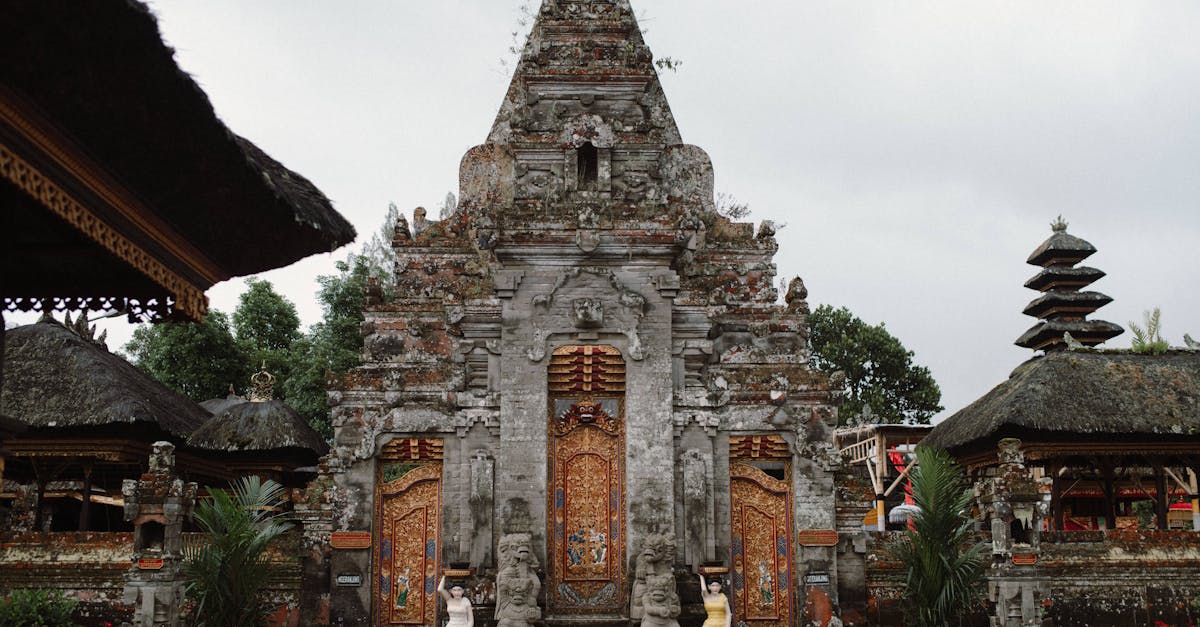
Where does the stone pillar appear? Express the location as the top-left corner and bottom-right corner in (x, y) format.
(121, 441), (197, 627)
(680, 448), (713, 569)
(977, 439), (1051, 627)
(469, 451), (495, 567)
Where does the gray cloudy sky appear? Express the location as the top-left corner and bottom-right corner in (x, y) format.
(76, 1), (1200, 419)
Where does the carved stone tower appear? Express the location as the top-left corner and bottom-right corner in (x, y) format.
(325, 2), (841, 625)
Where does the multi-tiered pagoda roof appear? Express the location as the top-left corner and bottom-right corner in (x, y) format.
(1015, 218), (1123, 351)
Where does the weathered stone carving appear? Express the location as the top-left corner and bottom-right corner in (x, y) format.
(639, 574), (681, 627)
(631, 534), (678, 621)
(121, 442), (197, 627)
(496, 534), (542, 627)
(526, 267), (649, 362)
(572, 298), (604, 328)
(412, 206), (431, 236)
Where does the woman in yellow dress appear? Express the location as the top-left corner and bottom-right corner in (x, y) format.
(697, 573), (731, 627)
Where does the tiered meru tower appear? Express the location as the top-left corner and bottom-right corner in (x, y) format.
(322, 1), (840, 626)
(1016, 218), (1123, 351)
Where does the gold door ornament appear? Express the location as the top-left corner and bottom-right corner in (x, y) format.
(547, 346), (626, 614)
(730, 437), (793, 627)
(374, 440), (443, 626)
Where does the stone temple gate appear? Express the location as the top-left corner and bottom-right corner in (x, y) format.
(323, 1), (841, 624)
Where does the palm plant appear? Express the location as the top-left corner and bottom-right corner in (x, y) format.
(183, 476), (293, 627)
(889, 447), (987, 627)
(1129, 308), (1170, 355)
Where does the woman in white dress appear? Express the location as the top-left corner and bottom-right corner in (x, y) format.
(437, 576), (474, 627)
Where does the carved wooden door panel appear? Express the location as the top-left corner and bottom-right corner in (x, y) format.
(730, 460), (793, 627)
(547, 345), (626, 615)
(374, 439), (443, 627)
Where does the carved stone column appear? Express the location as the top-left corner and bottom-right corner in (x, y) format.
(977, 439), (1051, 627)
(121, 442), (197, 627)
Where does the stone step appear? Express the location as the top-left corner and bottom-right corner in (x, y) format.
(541, 614), (630, 627)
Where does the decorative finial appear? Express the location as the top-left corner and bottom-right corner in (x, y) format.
(60, 311), (108, 349)
(1051, 215), (1068, 233)
(249, 362), (275, 402)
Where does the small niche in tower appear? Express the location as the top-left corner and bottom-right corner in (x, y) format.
(135, 520), (165, 554)
(577, 142), (599, 191)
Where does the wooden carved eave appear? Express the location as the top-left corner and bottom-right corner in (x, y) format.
(3, 439), (233, 482)
(5, 438), (151, 463)
(0, 87), (226, 322)
(956, 440), (1200, 472)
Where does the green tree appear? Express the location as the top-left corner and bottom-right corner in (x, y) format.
(890, 447), (987, 627)
(232, 279), (301, 396)
(125, 311), (249, 402)
(281, 205), (402, 437)
(282, 255), (377, 438)
(357, 203), (400, 290)
(0, 589), (78, 626)
(808, 304), (942, 426)
(232, 279), (300, 352)
(183, 476), (293, 626)
(437, 191), (458, 220)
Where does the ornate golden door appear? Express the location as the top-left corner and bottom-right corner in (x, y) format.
(547, 345), (626, 614)
(730, 436), (793, 627)
(374, 439), (444, 627)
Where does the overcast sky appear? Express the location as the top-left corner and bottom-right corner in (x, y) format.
(49, 1), (1200, 420)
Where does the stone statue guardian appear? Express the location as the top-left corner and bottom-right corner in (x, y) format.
(496, 534), (541, 627)
(631, 534), (679, 626)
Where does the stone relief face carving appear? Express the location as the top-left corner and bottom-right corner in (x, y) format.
(562, 114), (616, 149)
(572, 298), (604, 328)
(526, 267), (650, 362)
(997, 438), (1025, 465)
(516, 166), (563, 202)
(578, 205), (601, 229)
(498, 533), (539, 570)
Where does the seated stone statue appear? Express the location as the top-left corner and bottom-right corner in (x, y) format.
(631, 534), (677, 621)
(640, 574), (681, 627)
(496, 534), (541, 627)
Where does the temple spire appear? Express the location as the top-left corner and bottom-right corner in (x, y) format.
(488, 0), (682, 145)
(1016, 217), (1123, 351)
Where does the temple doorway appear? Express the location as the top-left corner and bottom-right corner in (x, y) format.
(730, 436), (794, 627)
(373, 439), (444, 626)
(546, 345), (627, 615)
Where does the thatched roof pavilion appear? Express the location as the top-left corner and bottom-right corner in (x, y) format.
(926, 345), (1200, 532)
(924, 349), (1200, 462)
(0, 0), (356, 324)
(190, 392), (329, 484)
(1, 318), (330, 529)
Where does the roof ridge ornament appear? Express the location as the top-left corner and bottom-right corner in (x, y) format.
(59, 310), (108, 350)
(1051, 215), (1068, 233)
(249, 361), (275, 402)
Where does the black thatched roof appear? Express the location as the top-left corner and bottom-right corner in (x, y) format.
(198, 394), (246, 418)
(924, 350), (1200, 453)
(0, 0), (355, 278)
(1027, 230), (1096, 267)
(0, 320), (211, 438)
(188, 399), (329, 459)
